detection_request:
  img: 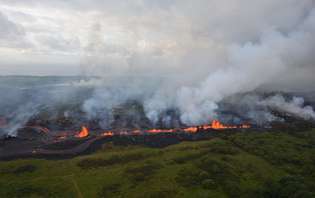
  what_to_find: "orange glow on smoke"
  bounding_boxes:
[76,126,89,138]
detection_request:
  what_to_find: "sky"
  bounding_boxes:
[0,0,314,82]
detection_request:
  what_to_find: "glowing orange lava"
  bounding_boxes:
[76,126,89,138]
[134,120,249,134]
[102,131,114,137]
[207,120,237,129]
[183,127,198,133]
[72,120,250,140]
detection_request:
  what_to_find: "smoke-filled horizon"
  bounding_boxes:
[0,1,315,134]
[0,76,315,136]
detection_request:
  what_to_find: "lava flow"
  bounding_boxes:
[75,126,89,138]
[85,120,250,138]
[102,131,114,137]
[183,120,250,133]
[75,120,250,139]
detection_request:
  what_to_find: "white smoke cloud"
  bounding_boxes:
[4,103,41,136]
[145,10,315,125]
[78,1,315,126]
[260,95,315,120]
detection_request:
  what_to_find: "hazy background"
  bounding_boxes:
[0,0,315,134]
[0,1,314,85]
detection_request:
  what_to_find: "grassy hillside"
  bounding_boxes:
[0,129,315,198]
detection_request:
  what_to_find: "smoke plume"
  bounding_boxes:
[80,2,315,126]
[260,95,315,120]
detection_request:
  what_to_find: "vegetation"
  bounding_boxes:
[77,151,153,169]
[0,129,315,197]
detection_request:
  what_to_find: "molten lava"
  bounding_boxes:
[183,127,198,133]
[182,119,249,132]
[126,120,248,135]
[68,120,249,140]
[207,120,237,129]
[102,131,114,137]
[76,126,89,138]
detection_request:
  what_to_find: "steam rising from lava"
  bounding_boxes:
[81,4,315,127]
[1,1,315,136]
[260,95,315,120]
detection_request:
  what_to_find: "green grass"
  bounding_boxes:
[1,129,315,197]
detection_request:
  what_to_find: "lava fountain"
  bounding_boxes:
[75,126,89,138]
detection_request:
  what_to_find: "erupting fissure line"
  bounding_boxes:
[74,120,250,139]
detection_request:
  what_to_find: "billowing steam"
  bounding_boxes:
[260,95,315,120]
[0,1,315,136]
[81,2,315,126]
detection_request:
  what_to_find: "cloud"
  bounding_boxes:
[0,11,30,48]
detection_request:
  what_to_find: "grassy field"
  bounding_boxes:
[0,129,315,198]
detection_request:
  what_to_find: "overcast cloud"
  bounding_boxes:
[0,0,313,76]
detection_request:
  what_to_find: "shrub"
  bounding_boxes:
[172,151,206,164]
[261,176,314,198]
[208,144,239,155]
[195,158,241,196]
[0,183,66,198]
[78,152,149,169]
[201,179,216,189]
[12,165,37,175]
[175,167,211,187]
[142,188,178,198]
[124,162,162,183]
[98,183,121,198]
